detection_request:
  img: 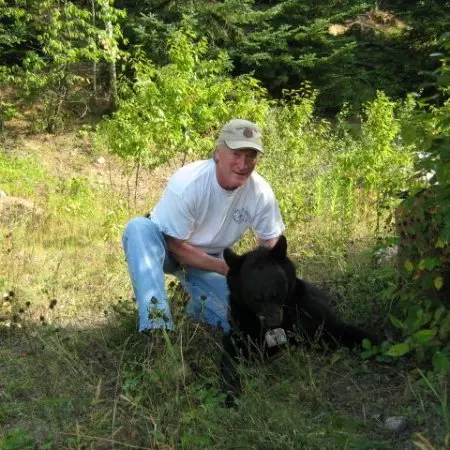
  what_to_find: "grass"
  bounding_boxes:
[0,124,448,449]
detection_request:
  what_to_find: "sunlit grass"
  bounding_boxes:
[0,126,447,449]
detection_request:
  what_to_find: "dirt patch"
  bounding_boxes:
[0,195,44,226]
[2,118,179,212]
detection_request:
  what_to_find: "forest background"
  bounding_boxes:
[0,1,449,449]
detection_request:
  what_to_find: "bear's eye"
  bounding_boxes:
[272,294,283,303]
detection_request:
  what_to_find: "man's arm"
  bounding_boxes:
[258,236,280,248]
[166,236,229,276]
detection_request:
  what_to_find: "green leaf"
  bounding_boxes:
[434,306,445,322]
[432,352,450,374]
[362,338,372,350]
[385,343,410,357]
[434,276,444,290]
[389,313,406,330]
[419,258,439,271]
[330,351,343,364]
[404,259,414,272]
[405,306,427,333]
[435,238,446,249]
[439,312,450,332]
[376,354,393,363]
[413,329,436,344]
[425,258,440,271]
[420,272,435,290]
[380,340,391,352]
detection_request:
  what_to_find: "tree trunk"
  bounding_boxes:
[92,0,98,101]
[106,19,117,111]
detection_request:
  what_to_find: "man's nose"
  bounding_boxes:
[236,155,250,170]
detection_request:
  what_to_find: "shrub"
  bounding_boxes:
[96,26,269,171]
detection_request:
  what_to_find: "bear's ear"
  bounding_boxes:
[223,248,244,270]
[270,235,288,260]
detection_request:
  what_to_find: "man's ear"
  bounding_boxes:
[270,235,288,260]
[223,248,244,270]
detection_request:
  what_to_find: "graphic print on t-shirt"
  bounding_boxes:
[232,208,250,224]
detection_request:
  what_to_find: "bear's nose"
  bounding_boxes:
[263,309,284,328]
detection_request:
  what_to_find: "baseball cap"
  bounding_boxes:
[216,119,264,153]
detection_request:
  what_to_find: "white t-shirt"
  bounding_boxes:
[150,159,285,254]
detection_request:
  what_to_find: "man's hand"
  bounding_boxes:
[258,236,280,248]
[217,258,229,276]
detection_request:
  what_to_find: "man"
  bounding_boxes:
[122,119,285,334]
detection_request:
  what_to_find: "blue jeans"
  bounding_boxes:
[122,217,230,334]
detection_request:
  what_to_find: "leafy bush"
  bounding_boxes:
[96,26,269,170]
[259,89,415,253]
[362,36,450,374]
[0,0,126,132]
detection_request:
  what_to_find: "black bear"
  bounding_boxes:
[220,235,378,403]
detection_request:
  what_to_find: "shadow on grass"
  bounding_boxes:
[0,297,446,450]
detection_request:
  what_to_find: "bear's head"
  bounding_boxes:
[224,235,297,329]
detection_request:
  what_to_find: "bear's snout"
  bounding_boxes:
[258,306,283,328]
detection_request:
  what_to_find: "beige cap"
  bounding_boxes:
[216,119,264,153]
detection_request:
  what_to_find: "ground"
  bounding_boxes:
[0,119,447,449]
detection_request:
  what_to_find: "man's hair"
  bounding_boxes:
[213,142,228,163]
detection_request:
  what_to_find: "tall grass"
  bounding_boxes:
[258,91,415,282]
[0,95,447,449]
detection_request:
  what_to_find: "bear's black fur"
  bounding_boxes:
[220,235,378,403]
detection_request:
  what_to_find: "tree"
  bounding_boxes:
[96,26,269,179]
[0,0,126,131]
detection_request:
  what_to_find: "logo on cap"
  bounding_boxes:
[243,127,255,138]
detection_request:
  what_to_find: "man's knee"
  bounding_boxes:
[124,216,156,235]
[123,217,163,245]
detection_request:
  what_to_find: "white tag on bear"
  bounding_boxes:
[264,328,287,348]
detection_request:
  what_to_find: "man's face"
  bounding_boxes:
[215,147,259,190]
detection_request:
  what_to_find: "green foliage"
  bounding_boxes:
[260,88,415,253]
[0,149,49,197]
[3,0,450,121]
[0,99,18,132]
[0,428,34,450]
[335,92,415,218]
[363,304,449,368]
[260,87,330,228]
[96,27,269,169]
[0,0,126,132]
[0,0,34,62]
[52,176,96,217]
[120,1,447,112]
[0,66,20,129]
[122,0,259,62]
[362,35,450,372]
